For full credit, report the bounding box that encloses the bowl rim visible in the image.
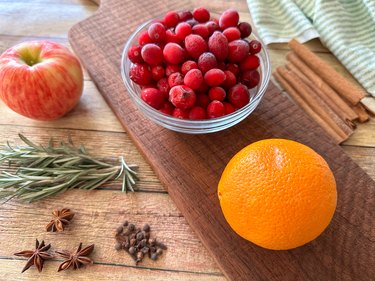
[121,18,271,125]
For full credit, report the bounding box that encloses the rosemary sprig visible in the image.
[0,134,139,202]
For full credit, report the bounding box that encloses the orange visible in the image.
[218,139,337,250]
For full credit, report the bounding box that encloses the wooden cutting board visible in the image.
[68,0,375,280]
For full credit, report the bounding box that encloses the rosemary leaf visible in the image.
[0,134,139,202]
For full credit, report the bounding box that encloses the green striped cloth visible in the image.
[248,0,375,97]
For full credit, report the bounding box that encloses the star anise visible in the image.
[14,239,53,273]
[46,208,75,232]
[56,243,94,271]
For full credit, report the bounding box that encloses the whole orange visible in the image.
[218,139,337,250]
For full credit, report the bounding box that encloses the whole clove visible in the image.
[114,221,167,264]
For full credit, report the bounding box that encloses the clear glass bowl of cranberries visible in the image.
[121,8,270,134]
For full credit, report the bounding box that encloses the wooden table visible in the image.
[0,1,374,280]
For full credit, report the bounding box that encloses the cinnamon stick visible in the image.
[288,39,366,105]
[273,71,344,144]
[353,104,370,123]
[277,67,353,142]
[286,52,358,121]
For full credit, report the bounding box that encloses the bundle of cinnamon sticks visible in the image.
[274,39,371,144]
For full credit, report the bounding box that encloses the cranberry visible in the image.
[226,63,239,76]
[240,70,260,89]
[192,24,210,39]
[127,45,143,64]
[240,55,260,71]
[204,68,226,86]
[223,102,235,115]
[141,43,163,66]
[148,22,166,43]
[185,34,208,59]
[208,87,226,101]
[189,106,207,120]
[184,69,203,90]
[192,7,210,23]
[141,88,165,109]
[198,52,217,74]
[159,101,174,115]
[249,39,262,54]
[163,43,186,64]
[223,27,241,42]
[228,84,250,108]
[166,29,181,44]
[168,72,184,87]
[175,22,192,40]
[181,60,198,75]
[196,93,210,108]
[179,10,193,21]
[157,78,170,98]
[238,22,252,38]
[207,100,225,118]
[129,63,152,85]
[172,108,190,119]
[196,81,209,95]
[138,30,153,45]
[165,64,181,76]
[169,85,196,109]
[219,8,239,30]
[222,70,237,89]
[151,65,165,81]
[228,39,249,62]
[164,11,180,28]
[206,21,220,35]
[208,31,228,61]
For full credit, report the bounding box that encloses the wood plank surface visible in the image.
[0,0,374,280]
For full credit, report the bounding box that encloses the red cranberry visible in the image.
[138,30,153,45]
[196,93,210,108]
[208,87,226,101]
[189,106,207,120]
[207,100,225,118]
[129,63,152,85]
[192,24,210,39]
[204,68,226,87]
[163,43,186,64]
[165,64,181,76]
[141,88,165,109]
[156,78,170,98]
[226,63,239,76]
[240,70,260,89]
[238,22,252,38]
[223,27,241,42]
[148,22,166,43]
[192,7,210,23]
[208,31,228,61]
[127,45,143,63]
[223,102,235,115]
[219,8,239,30]
[222,70,237,89]
[169,85,196,110]
[172,108,190,119]
[164,11,180,28]
[175,22,192,40]
[206,21,220,35]
[159,101,174,115]
[184,69,204,90]
[249,39,262,54]
[166,29,181,44]
[198,52,217,74]
[151,65,165,81]
[181,60,198,75]
[179,10,193,21]
[228,84,250,108]
[168,72,184,87]
[141,44,163,66]
[185,34,208,59]
[228,39,249,62]
[240,55,260,71]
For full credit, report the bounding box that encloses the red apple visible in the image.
[0,40,83,120]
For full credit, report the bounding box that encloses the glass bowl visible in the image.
[121,19,271,134]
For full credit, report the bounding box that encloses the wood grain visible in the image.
[68,0,375,280]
